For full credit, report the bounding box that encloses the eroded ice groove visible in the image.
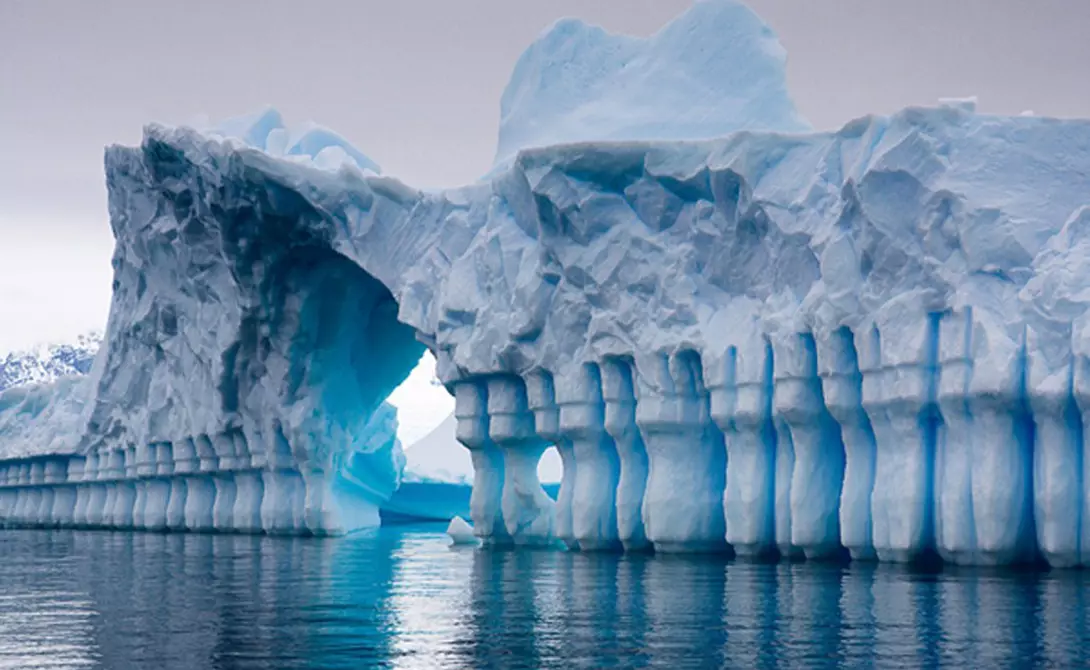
[936,309,1036,565]
[557,363,622,551]
[858,315,940,562]
[773,332,846,560]
[488,376,555,545]
[816,328,877,560]
[602,357,649,552]
[708,337,776,557]
[454,381,509,545]
[526,371,577,549]
[637,351,727,553]
[1029,326,1084,567]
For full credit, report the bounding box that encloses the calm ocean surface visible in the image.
[0,526,1086,669]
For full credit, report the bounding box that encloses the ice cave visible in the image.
[2,0,1090,569]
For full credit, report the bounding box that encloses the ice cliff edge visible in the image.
[2,0,1090,567]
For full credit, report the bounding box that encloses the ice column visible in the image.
[454,380,509,545]
[38,459,66,526]
[0,466,12,523]
[108,447,137,528]
[936,310,1034,565]
[100,449,121,527]
[167,441,192,531]
[260,427,303,534]
[8,464,24,525]
[231,431,264,533]
[143,443,173,531]
[558,364,621,551]
[131,443,155,529]
[858,317,939,562]
[488,376,554,545]
[636,352,727,553]
[709,338,777,557]
[816,328,877,560]
[602,358,649,551]
[773,333,845,560]
[1029,327,1083,568]
[84,452,108,527]
[211,433,238,531]
[48,458,76,527]
[24,462,44,527]
[526,371,577,549]
[176,438,214,531]
[300,456,336,536]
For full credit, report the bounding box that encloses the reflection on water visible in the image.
[0,527,1086,669]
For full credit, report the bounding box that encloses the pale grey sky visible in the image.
[1,0,1089,439]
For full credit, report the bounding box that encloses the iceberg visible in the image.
[2,0,1090,568]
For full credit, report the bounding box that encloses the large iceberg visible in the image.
[2,0,1090,568]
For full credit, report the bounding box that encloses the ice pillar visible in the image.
[526,370,577,549]
[454,380,510,545]
[84,452,108,527]
[173,438,213,531]
[143,443,173,531]
[935,310,1034,565]
[602,358,649,552]
[231,431,263,533]
[858,316,939,562]
[260,427,303,534]
[636,352,727,553]
[48,458,77,527]
[772,333,845,560]
[24,462,44,527]
[210,433,238,532]
[558,364,621,551]
[709,338,777,558]
[1029,331,1083,568]
[817,328,877,560]
[488,376,554,545]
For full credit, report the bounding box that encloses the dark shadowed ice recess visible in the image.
[0,526,1087,669]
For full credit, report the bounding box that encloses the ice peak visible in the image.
[493,0,809,169]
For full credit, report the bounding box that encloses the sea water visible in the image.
[0,526,1086,669]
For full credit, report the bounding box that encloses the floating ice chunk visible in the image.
[446,515,478,545]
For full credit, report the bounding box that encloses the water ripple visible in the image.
[0,528,1086,669]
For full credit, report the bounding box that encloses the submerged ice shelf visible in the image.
[2,0,1090,568]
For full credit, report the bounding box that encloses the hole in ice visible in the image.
[388,352,563,486]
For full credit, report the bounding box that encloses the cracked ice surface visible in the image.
[2,0,1090,565]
